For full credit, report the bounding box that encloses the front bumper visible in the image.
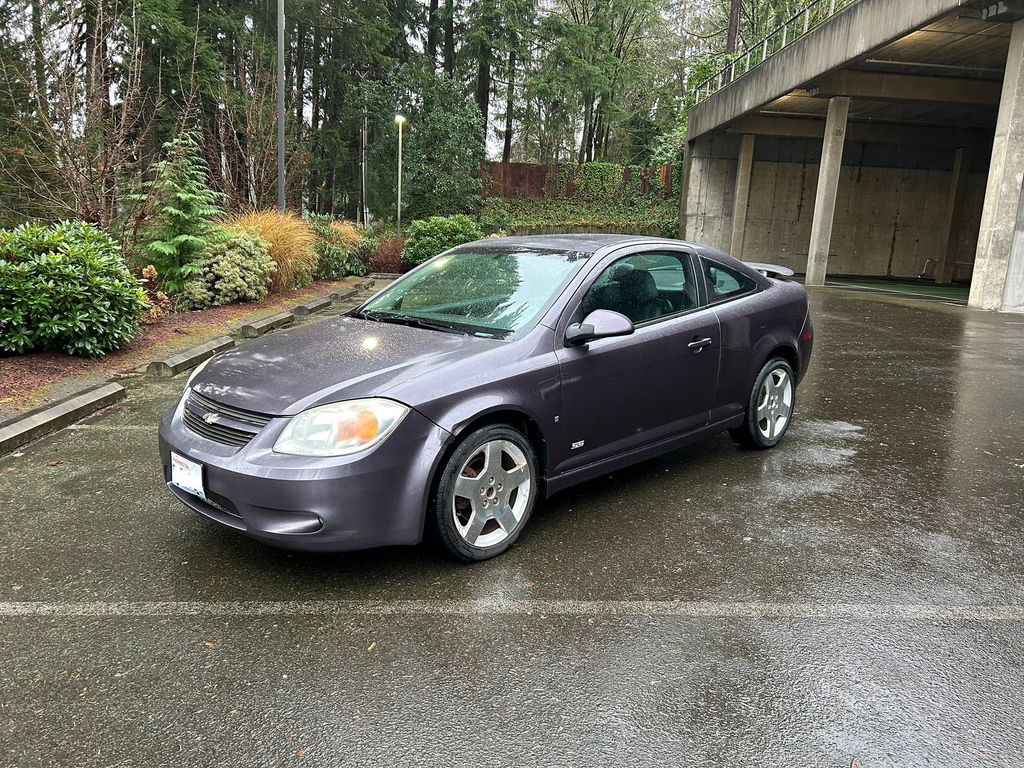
[159,393,451,552]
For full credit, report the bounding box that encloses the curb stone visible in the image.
[147,336,235,377]
[331,287,357,301]
[236,311,294,339]
[0,383,126,455]
[293,296,333,316]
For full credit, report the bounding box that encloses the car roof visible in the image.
[471,234,703,255]
[460,234,771,289]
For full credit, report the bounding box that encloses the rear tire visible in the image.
[730,357,796,450]
[432,425,538,562]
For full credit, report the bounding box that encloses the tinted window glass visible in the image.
[703,260,757,303]
[580,252,698,324]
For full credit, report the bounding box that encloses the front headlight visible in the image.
[273,399,410,457]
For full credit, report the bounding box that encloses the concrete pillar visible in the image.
[970,18,1024,311]
[730,134,756,257]
[678,141,694,240]
[805,96,850,286]
[1003,182,1024,312]
[937,147,971,285]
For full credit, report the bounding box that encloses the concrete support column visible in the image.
[805,96,850,286]
[1003,182,1024,312]
[677,140,694,240]
[937,147,971,285]
[970,18,1024,311]
[730,134,756,257]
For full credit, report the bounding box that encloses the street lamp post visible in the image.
[277,0,286,212]
[395,114,406,234]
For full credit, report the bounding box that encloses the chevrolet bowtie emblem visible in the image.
[202,412,220,425]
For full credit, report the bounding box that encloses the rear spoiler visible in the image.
[745,262,795,280]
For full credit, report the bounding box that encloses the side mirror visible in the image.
[565,309,635,346]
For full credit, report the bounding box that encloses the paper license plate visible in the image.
[170,452,206,500]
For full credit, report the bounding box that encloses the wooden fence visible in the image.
[481,162,675,199]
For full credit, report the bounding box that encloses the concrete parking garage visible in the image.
[681,0,1024,312]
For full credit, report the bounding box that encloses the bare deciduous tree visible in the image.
[0,0,157,230]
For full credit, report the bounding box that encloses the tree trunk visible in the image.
[727,0,741,53]
[578,94,592,164]
[309,23,321,210]
[427,0,439,64]
[501,48,515,163]
[30,0,48,118]
[591,108,603,161]
[294,20,305,127]
[443,0,455,76]
[475,43,491,126]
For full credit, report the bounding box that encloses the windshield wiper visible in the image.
[354,309,393,322]
[354,310,470,335]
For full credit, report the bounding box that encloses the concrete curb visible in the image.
[237,312,293,339]
[147,336,234,377]
[368,272,402,280]
[0,383,126,455]
[331,287,358,301]
[293,296,333,316]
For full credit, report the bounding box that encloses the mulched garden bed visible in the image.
[0,278,362,419]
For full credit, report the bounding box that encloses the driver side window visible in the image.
[580,252,698,325]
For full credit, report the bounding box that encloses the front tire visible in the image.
[730,357,796,450]
[433,425,538,562]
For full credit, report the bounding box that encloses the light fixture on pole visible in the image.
[395,114,406,234]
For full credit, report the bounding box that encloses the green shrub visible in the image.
[479,197,678,237]
[133,132,223,294]
[574,163,622,200]
[179,229,276,310]
[0,221,147,357]
[353,234,380,268]
[306,214,368,280]
[658,218,680,239]
[403,215,483,267]
[623,167,643,199]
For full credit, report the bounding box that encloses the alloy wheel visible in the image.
[452,439,532,548]
[756,367,793,440]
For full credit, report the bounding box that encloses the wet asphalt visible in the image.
[1,289,1023,767]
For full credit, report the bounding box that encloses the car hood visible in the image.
[190,316,502,416]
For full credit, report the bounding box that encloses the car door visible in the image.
[700,256,763,423]
[553,248,721,473]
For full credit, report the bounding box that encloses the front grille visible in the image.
[182,391,273,448]
[189,390,272,428]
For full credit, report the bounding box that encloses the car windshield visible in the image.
[357,246,589,338]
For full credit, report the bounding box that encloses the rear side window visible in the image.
[703,259,758,303]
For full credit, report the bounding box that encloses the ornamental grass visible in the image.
[225,210,318,291]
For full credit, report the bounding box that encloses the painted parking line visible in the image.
[0,600,1022,620]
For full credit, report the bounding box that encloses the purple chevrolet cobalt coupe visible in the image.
[160,235,813,561]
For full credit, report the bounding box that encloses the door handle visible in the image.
[688,337,713,352]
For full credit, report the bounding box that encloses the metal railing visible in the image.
[691,0,861,105]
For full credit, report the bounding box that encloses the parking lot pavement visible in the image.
[2,288,1023,766]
